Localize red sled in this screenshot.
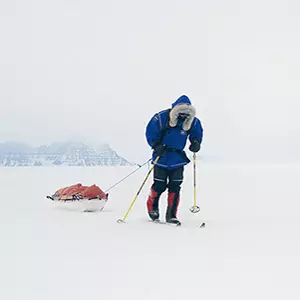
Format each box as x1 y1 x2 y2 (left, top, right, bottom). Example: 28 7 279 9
47 183 108 212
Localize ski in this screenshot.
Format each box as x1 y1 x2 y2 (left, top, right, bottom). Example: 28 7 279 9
149 219 181 227
148 220 206 228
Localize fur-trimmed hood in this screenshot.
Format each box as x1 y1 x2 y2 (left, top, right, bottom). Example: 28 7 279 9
171 95 192 108
169 95 196 131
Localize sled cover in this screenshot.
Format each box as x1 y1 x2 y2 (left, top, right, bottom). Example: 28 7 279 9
48 183 107 201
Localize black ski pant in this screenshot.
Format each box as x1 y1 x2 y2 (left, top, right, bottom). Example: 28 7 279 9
152 165 184 195
150 165 183 218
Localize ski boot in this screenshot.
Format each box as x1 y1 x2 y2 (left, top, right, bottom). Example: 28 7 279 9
149 210 160 221
166 217 181 226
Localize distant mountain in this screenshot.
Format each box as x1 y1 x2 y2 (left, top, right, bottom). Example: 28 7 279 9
0 141 35 155
0 141 133 167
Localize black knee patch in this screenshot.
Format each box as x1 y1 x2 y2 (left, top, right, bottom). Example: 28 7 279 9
152 180 167 194
168 181 182 193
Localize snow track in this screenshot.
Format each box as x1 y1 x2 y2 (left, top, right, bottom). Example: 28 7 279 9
3 164 300 300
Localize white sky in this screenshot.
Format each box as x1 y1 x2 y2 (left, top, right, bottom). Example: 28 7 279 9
1 0 300 163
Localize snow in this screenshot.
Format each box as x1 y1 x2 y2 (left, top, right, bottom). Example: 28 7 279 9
3 163 300 300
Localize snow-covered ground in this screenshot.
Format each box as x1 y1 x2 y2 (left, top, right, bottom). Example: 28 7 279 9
3 162 300 300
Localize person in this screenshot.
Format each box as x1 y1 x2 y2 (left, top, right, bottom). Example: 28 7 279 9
145 95 203 225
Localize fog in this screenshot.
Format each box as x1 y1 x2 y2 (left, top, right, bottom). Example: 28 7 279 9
1 0 300 163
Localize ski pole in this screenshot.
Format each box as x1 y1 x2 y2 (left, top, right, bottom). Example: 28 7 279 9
104 159 151 194
190 152 200 213
117 156 160 223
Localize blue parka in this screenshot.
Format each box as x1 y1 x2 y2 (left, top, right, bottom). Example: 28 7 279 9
145 95 203 169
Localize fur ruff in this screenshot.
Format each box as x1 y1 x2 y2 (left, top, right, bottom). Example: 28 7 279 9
169 104 196 131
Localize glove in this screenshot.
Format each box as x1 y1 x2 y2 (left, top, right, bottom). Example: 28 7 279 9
153 143 167 157
189 139 201 152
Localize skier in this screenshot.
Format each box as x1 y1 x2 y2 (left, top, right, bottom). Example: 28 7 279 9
145 95 203 225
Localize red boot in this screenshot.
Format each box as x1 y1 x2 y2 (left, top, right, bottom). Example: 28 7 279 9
147 188 160 221
166 192 181 225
